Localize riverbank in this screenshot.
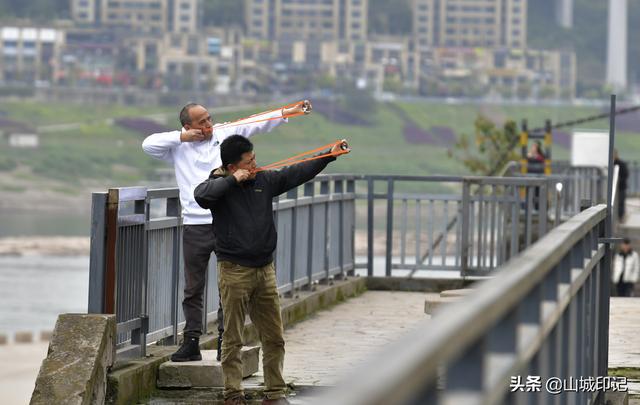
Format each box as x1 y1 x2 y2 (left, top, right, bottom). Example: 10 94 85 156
0 237 90 256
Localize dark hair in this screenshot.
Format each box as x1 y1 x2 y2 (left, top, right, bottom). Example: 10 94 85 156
179 103 199 127
221 135 253 168
623 237 631 244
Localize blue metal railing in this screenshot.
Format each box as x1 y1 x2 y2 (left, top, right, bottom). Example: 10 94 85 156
315 205 612 405
88 170 609 359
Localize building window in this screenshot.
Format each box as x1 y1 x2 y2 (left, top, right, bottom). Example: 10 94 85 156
181 2 191 9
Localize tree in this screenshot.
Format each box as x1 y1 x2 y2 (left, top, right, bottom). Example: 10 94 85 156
383 77 403 93
448 116 519 175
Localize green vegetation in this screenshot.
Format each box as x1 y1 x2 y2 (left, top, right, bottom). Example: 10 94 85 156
1 100 638 195
449 116 519 175
0 101 174 126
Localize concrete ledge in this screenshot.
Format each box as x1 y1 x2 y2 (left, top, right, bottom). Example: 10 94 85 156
440 288 473 298
31 314 116 405
424 295 460 315
107 277 367 405
158 347 259 388
365 277 473 292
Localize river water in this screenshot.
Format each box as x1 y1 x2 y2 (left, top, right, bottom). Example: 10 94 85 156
0 255 89 336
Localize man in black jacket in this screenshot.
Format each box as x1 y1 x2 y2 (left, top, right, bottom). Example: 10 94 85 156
614 149 629 221
194 135 349 405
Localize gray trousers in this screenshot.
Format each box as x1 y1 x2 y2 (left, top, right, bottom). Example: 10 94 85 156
182 224 216 338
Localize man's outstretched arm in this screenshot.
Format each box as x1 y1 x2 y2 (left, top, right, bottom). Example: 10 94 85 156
268 140 350 196
216 100 312 140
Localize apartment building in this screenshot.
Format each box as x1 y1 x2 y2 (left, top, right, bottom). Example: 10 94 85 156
416 47 576 98
120 27 243 93
245 0 367 42
412 0 527 48
0 26 64 83
70 0 199 34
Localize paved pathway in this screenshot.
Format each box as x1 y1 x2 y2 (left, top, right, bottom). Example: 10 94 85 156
254 290 428 386
0 342 49 405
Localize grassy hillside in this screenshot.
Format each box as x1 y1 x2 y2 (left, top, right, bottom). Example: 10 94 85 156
1 100 639 198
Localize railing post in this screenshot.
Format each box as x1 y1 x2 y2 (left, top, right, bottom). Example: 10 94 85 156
385 178 394 277
89 192 108 313
288 187 298 294
461 180 471 277
104 188 120 314
596 95 617 404
335 179 345 277
367 177 374 277
321 179 330 281
305 182 315 286
167 194 181 345
538 179 548 237
131 193 149 356
347 178 356 276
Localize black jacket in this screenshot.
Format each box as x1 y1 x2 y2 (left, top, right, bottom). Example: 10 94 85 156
194 154 336 267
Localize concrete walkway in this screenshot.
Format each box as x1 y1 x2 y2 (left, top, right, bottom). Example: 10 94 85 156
271 290 428 386
149 290 429 404
0 342 48 405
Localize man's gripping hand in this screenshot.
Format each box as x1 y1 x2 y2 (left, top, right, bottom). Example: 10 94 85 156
283 100 313 117
180 128 209 142
331 139 351 157
233 169 252 183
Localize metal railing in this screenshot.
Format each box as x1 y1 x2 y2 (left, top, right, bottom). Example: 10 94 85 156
628 161 640 197
504 162 606 217
88 170 608 358
88 175 356 357
316 205 612 405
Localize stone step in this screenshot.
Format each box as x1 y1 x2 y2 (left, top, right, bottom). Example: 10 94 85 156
157 347 260 388
439 288 474 298
424 294 459 315
424 288 474 315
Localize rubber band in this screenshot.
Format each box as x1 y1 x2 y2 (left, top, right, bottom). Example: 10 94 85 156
212 101 308 132
254 140 349 172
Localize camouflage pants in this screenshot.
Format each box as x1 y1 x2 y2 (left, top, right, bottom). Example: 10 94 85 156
217 260 286 400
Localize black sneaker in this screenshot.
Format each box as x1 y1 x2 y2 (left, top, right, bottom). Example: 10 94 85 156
170 337 202 362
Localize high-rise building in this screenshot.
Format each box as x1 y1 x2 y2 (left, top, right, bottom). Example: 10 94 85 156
606 0 627 91
555 0 573 29
412 0 527 49
245 0 368 42
70 0 200 34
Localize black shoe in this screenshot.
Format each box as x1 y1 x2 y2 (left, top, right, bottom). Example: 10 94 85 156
171 337 202 362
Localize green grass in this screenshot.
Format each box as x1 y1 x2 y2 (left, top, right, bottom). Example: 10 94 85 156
1 100 638 192
0 184 26 193
0 101 175 126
